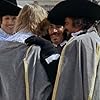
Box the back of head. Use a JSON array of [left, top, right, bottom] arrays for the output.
[[36, 18, 50, 36], [15, 4, 48, 34]]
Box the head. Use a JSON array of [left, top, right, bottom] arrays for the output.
[[15, 4, 48, 35], [64, 17, 95, 33], [48, 23, 65, 45], [48, 0, 100, 33], [0, 15, 17, 34], [0, 0, 21, 34]]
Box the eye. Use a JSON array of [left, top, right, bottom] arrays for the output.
[[49, 25, 54, 29], [65, 21, 69, 26], [12, 17, 17, 20], [4, 17, 10, 20]]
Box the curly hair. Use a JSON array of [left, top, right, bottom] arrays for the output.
[[14, 4, 48, 35]]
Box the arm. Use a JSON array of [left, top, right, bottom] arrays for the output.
[[25, 36, 60, 83]]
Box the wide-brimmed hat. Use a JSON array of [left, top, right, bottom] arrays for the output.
[[48, 0, 100, 25], [0, 0, 21, 16]]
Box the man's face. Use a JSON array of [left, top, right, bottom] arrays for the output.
[[64, 17, 77, 33], [48, 24, 64, 45], [1, 15, 17, 34]]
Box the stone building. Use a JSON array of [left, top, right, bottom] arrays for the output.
[[17, 0, 62, 11]]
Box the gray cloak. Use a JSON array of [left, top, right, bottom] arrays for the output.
[[0, 41, 52, 100], [52, 28, 100, 100]]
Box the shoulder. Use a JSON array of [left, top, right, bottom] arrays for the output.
[[7, 32, 33, 43], [70, 31, 100, 50]]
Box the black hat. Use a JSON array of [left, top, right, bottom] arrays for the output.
[[48, 0, 100, 25], [0, 0, 21, 16]]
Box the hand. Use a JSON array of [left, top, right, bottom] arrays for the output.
[[25, 36, 59, 59], [25, 36, 46, 46]]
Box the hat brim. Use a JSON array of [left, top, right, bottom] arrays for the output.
[[0, 0, 21, 16], [48, 0, 100, 25], [87, 1, 100, 20]]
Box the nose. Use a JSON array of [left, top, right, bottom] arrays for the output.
[[9, 19, 14, 24], [52, 28, 58, 33]]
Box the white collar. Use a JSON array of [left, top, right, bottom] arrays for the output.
[[71, 30, 84, 37], [60, 40, 67, 47], [0, 28, 12, 37], [53, 40, 67, 47]]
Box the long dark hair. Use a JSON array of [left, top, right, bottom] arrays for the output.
[[71, 17, 96, 30]]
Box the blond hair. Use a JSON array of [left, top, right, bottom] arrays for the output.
[[14, 4, 48, 34]]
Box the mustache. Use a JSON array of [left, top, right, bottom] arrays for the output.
[[64, 29, 68, 32]]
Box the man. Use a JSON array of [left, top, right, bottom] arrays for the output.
[[0, 0, 21, 40], [47, 0, 100, 100]]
